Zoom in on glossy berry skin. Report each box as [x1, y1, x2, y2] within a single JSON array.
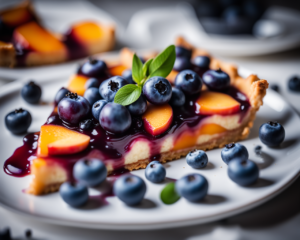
[[113, 174, 146, 205], [59, 182, 89, 207], [122, 69, 135, 84], [21, 81, 42, 104], [58, 92, 90, 125], [175, 174, 208, 202], [169, 87, 185, 107], [186, 150, 208, 169], [99, 76, 128, 102], [92, 99, 107, 121], [84, 87, 102, 106], [85, 78, 100, 89], [100, 103, 132, 134], [221, 143, 249, 164], [288, 76, 300, 92], [175, 70, 202, 95], [259, 121, 285, 147], [193, 56, 210, 68], [127, 95, 147, 116], [202, 69, 230, 91], [175, 46, 192, 59], [228, 159, 259, 186], [73, 158, 107, 187], [5, 108, 32, 134], [80, 59, 108, 78], [145, 161, 166, 183], [143, 77, 172, 105], [173, 57, 191, 72], [79, 119, 93, 130], [54, 87, 69, 105]]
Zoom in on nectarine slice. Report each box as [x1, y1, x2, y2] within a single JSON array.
[[196, 91, 240, 115], [173, 131, 197, 151], [1, 8, 33, 27], [166, 70, 178, 84], [71, 22, 103, 42], [38, 125, 90, 156], [109, 65, 128, 76], [67, 74, 89, 96], [142, 104, 173, 136], [198, 123, 227, 135]]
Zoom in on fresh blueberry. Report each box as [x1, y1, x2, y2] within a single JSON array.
[[145, 161, 166, 183], [169, 87, 185, 107], [254, 145, 262, 155], [54, 87, 69, 105], [143, 77, 172, 105], [175, 70, 202, 95], [186, 149, 208, 169], [122, 69, 135, 84], [221, 143, 249, 164], [0, 227, 11, 240], [73, 158, 107, 187], [84, 87, 102, 106], [175, 46, 192, 59], [99, 76, 128, 102], [59, 182, 89, 207], [92, 99, 107, 121], [202, 69, 230, 91], [228, 159, 259, 186], [270, 84, 279, 92], [21, 81, 42, 104], [113, 174, 146, 205], [85, 78, 100, 89], [259, 121, 285, 147], [58, 92, 90, 125], [175, 174, 208, 202], [100, 103, 132, 134], [288, 76, 300, 92], [79, 119, 93, 130], [132, 117, 143, 130], [5, 108, 32, 134], [127, 95, 147, 116], [173, 57, 191, 72], [80, 58, 108, 78], [193, 56, 210, 68]]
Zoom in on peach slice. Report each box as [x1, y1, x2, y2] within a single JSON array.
[[142, 104, 173, 136], [166, 70, 178, 84], [67, 74, 89, 96], [196, 91, 240, 115], [1, 7, 33, 27], [109, 65, 128, 76], [38, 125, 90, 156], [198, 123, 227, 135]]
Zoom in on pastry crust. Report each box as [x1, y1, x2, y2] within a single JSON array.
[[0, 42, 16, 67]]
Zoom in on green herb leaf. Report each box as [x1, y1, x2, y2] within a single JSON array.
[[148, 45, 176, 79], [160, 182, 181, 205], [132, 54, 144, 85], [142, 58, 153, 78], [114, 84, 142, 106]]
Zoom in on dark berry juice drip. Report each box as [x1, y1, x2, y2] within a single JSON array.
[[63, 30, 88, 60]]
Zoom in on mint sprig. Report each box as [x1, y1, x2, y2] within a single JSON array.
[[114, 45, 176, 106]]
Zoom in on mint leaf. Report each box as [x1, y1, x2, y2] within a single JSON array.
[[142, 59, 153, 78], [114, 84, 142, 106], [132, 54, 144, 85], [160, 182, 180, 205], [148, 45, 176, 79]]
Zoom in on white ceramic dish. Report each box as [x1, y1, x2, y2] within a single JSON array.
[[0, 66, 299, 230]]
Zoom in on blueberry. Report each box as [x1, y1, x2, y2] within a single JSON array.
[[80, 58, 108, 78], [58, 92, 90, 125], [228, 159, 259, 186], [221, 143, 249, 164], [59, 182, 89, 207], [132, 117, 143, 129], [202, 69, 230, 91], [175, 174, 208, 202], [254, 145, 262, 155], [54, 87, 69, 105], [222, 5, 244, 23], [100, 103, 132, 134], [0, 227, 11, 240], [288, 76, 300, 92], [145, 161, 166, 183], [175, 46, 192, 59], [5, 108, 32, 134], [193, 56, 210, 68], [73, 158, 107, 187], [99, 76, 128, 102], [21, 81, 42, 104], [85, 78, 100, 89], [175, 70, 202, 95], [143, 77, 172, 105], [113, 174, 146, 205], [259, 121, 285, 147], [173, 57, 191, 72], [122, 69, 135, 84], [270, 84, 279, 92], [169, 87, 185, 107], [127, 95, 147, 115], [79, 119, 93, 130], [186, 149, 208, 169], [92, 99, 107, 121], [84, 87, 102, 106]]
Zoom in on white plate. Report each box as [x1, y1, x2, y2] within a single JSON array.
[[0, 66, 300, 230]]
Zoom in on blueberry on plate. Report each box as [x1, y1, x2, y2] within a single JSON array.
[[100, 102, 132, 134], [288, 76, 300, 92], [259, 121, 285, 147], [92, 99, 107, 121], [59, 182, 89, 207], [80, 58, 108, 78], [169, 87, 185, 107], [173, 57, 191, 72], [99, 76, 128, 102], [221, 143, 249, 164], [127, 95, 147, 115], [228, 159, 259, 186], [0, 227, 11, 240], [84, 87, 102, 106], [58, 92, 90, 125], [254, 145, 262, 155], [143, 77, 172, 105], [54, 87, 69, 105], [202, 69, 230, 91], [175, 173, 208, 202], [79, 119, 93, 130], [21, 81, 42, 104], [145, 161, 166, 183], [175, 46, 192, 59], [193, 55, 210, 68], [73, 158, 107, 187], [5, 108, 32, 134], [175, 70, 202, 95], [85, 78, 100, 89], [270, 84, 279, 92], [113, 174, 146, 205], [186, 149, 208, 169], [122, 69, 135, 84]]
